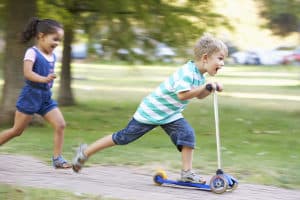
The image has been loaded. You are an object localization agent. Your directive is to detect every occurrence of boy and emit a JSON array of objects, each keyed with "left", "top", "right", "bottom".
[{"left": 72, "top": 34, "right": 227, "bottom": 183}]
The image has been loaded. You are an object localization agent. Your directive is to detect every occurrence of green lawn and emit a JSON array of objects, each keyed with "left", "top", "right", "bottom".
[
  {"left": 0, "top": 63, "right": 300, "bottom": 190},
  {"left": 0, "top": 183, "right": 116, "bottom": 200}
]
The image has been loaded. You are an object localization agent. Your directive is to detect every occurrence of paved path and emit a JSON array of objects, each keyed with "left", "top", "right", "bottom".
[{"left": 0, "top": 154, "right": 300, "bottom": 200}]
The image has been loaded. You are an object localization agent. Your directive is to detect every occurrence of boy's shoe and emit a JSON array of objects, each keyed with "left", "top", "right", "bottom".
[
  {"left": 52, "top": 155, "right": 72, "bottom": 169},
  {"left": 72, "top": 144, "right": 88, "bottom": 173},
  {"left": 180, "top": 169, "right": 206, "bottom": 184}
]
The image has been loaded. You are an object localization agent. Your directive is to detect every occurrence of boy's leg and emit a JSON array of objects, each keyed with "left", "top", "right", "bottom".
[
  {"left": 72, "top": 118, "right": 156, "bottom": 172},
  {"left": 0, "top": 111, "right": 32, "bottom": 145},
  {"left": 85, "top": 134, "right": 115, "bottom": 157},
  {"left": 87, "top": 118, "right": 156, "bottom": 156},
  {"left": 161, "top": 118, "right": 206, "bottom": 183},
  {"left": 181, "top": 146, "right": 194, "bottom": 171},
  {"left": 72, "top": 134, "right": 115, "bottom": 172}
]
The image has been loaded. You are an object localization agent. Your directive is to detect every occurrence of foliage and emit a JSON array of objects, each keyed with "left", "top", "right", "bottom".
[
  {"left": 0, "top": 0, "right": 4, "bottom": 30},
  {"left": 258, "top": 0, "right": 300, "bottom": 36},
  {"left": 39, "top": 0, "right": 231, "bottom": 61}
]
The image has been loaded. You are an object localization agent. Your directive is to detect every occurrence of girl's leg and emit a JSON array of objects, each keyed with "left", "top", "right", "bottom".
[
  {"left": 0, "top": 111, "right": 32, "bottom": 145},
  {"left": 43, "top": 107, "right": 66, "bottom": 158}
]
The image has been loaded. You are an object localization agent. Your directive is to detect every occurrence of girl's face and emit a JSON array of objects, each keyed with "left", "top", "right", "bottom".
[
  {"left": 38, "top": 28, "right": 64, "bottom": 55},
  {"left": 203, "top": 50, "right": 226, "bottom": 76}
]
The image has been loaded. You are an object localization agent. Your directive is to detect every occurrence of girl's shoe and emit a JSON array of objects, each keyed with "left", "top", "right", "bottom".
[
  {"left": 52, "top": 155, "right": 72, "bottom": 169},
  {"left": 180, "top": 169, "right": 206, "bottom": 184},
  {"left": 72, "top": 144, "right": 88, "bottom": 172}
]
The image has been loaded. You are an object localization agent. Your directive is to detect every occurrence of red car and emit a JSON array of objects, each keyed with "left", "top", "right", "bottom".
[{"left": 282, "top": 47, "right": 300, "bottom": 65}]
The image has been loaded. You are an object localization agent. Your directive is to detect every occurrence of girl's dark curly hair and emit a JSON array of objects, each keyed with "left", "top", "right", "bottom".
[{"left": 21, "top": 17, "right": 63, "bottom": 43}]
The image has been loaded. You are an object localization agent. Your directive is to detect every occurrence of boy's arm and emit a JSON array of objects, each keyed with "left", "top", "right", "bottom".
[{"left": 177, "top": 83, "right": 223, "bottom": 101}]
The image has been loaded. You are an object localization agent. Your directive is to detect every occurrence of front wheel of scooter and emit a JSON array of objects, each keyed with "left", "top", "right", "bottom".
[
  {"left": 227, "top": 181, "right": 238, "bottom": 192},
  {"left": 210, "top": 175, "right": 228, "bottom": 194}
]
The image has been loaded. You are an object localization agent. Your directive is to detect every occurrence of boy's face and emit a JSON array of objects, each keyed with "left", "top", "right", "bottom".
[{"left": 205, "top": 50, "right": 226, "bottom": 76}]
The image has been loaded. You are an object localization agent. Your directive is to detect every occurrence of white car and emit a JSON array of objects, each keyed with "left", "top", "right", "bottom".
[{"left": 231, "top": 51, "right": 260, "bottom": 65}]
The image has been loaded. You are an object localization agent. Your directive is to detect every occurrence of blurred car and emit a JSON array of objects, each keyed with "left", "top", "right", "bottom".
[
  {"left": 231, "top": 47, "right": 293, "bottom": 65},
  {"left": 155, "top": 43, "right": 176, "bottom": 62},
  {"left": 282, "top": 47, "right": 300, "bottom": 65},
  {"left": 71, "top": 43, "right": 87, "bottom": 59},
  {"left": 258, "top": 47, "right": 293, "bottom": 65},
  {"left": 230, "top": 51, "right": 260, "bottom": 65},
  {"left": 54, "top": 43, "right": 88, "bottom": 61}
]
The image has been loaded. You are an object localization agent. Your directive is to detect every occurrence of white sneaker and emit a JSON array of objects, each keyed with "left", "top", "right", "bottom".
[
  {"left": 180, "top": 170, "right": 206, "bottom": 184},
  {"left": 72, "top": 144, "right": 88, "bottom": 172}
]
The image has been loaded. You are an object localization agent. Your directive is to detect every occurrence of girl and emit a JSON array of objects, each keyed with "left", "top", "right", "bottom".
[
  {"left": 0, "top": 17, "right": 71, "bottom": 169},
  {"left": 72, "top": 34, "right": 227, "bottom": 183}
]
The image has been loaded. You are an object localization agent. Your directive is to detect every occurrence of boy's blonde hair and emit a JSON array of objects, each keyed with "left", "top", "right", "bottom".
[{"left": 194, "top": 33, "right": 228, "bottom": 61}]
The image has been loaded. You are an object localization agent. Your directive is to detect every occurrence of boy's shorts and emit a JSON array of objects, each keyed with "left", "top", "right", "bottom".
[
  {"left": 16, "top": 85, "right": 57, "bottom": 116},
  {"left": 112, "top": 118, "right": 195, "bottom": 151}
]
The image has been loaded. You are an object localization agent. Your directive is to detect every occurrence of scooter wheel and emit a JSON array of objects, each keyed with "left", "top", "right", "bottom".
[
  {"left": 153, "top": 170, "right": 167, "bottom": 186},
  {"left": 210, "top": 175, "right": 228, "bottom": 194}
]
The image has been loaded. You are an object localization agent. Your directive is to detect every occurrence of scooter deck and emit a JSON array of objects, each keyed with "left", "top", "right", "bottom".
[
  {"left": 153, "top": 170, "right": 238, "bottom": 194},
  {"left": 154, "top": 175, "right": 211, "bottom": 191}
]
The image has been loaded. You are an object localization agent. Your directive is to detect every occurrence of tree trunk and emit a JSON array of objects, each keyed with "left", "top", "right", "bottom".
[
  {"left": 0, "top": 0, "right": 36, "bottom": 125},
  {"left": 58, "top": 24, "right": 75, "bottom": 106}
]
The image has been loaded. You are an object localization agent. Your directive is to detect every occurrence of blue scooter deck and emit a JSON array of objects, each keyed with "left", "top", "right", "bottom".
[
  {"left": 154, "top": 175, "right": 211, "bottom": 191},
  {"left": 153, "top": 170, "right": 238, "bottom": 194}
]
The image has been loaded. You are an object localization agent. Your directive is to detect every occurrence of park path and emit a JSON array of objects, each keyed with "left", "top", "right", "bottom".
[{"left": 0, "top": 154, "right": 300, "bottom": 200}]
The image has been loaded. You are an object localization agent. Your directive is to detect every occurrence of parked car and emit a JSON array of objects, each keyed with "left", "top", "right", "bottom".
[
  {"left": 258, "top": 47, "right": 293, "bottom": 65},
  {"left": 230, "top": 51, "right": 260, "bottom": 65},
  {"left": 282, "top": 47, "right": 300, "bottom": 65},
  {"left": 231, "top": 47, "right": 293, "bottom": 65},
  {"left": 71, "top": 43, "right": 88, "bottom": 59},
  {"left": 54, "top": 43, "right": 88, "bottom": 61},
  {"left": 154, "top": 43, "right": 176, "bottom": 63}
]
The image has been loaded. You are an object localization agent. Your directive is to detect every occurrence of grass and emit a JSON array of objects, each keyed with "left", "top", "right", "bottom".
[
  {"left": 0, "top": 183, "right": 117, "bottom": 200},
  {"left": 1, "top": 63, "right": 300, "bottom": 192}
]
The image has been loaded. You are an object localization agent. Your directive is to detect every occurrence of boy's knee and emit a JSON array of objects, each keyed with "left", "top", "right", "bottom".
[{"left": 112, "top": 133, "right": 131, "bottom": 145}]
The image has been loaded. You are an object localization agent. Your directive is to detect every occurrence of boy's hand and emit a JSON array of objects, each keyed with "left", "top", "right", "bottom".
[
  {"left": 215, "top": 82, "right": 223, "bottom": 92},
  {"left": 206, "top": 82, "right": 223, "bottom": 92}
]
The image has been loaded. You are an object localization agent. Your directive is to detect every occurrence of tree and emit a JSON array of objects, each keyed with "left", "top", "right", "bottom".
[
  {"left": 258, "top": 0, "right": 300, "bottom": 36},
  {"left": 86, "top": 0, "right": 231, "bottom": 61},
  {"left": 0, "top": 0, "right": 37, "bottom": 125},
  {"left": 37, "top": 0, "right": 230, "bottom": 106}
]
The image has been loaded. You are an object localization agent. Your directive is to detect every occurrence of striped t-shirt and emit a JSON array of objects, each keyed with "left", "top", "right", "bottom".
[{"left": 133, "top": 60, "right": 205, "bottom": 125}]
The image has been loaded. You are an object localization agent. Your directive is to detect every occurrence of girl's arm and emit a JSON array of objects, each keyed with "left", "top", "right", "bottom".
[{"left": 23, "top": 60, "right": 56, "bottom": 83}]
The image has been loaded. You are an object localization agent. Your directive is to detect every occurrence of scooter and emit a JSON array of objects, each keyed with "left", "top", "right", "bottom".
[{"left": 153, "top": 92, "right": 238, "bottom": 194}]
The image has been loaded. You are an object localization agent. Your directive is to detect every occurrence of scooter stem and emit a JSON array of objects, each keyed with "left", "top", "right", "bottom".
[{"left": 213, "top": 91, "right": 222, "bottom": 170}]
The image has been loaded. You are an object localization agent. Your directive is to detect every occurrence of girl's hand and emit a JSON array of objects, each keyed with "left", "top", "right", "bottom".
[{"left": 44, "top": 73, "right": 57, "bottom": 83}]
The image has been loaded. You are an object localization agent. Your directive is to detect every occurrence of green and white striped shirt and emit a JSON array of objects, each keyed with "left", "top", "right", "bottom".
[{"left": 133, "top": 60, "right": 205, "bottom": 125}]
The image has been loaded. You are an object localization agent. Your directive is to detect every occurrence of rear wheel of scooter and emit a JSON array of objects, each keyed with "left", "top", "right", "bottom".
[
  {"left": 210, "top": 175, "right": 228, "bottom": 194},
  {"left": 153, "top": 170, "right": 167, "bottom": 185}
]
